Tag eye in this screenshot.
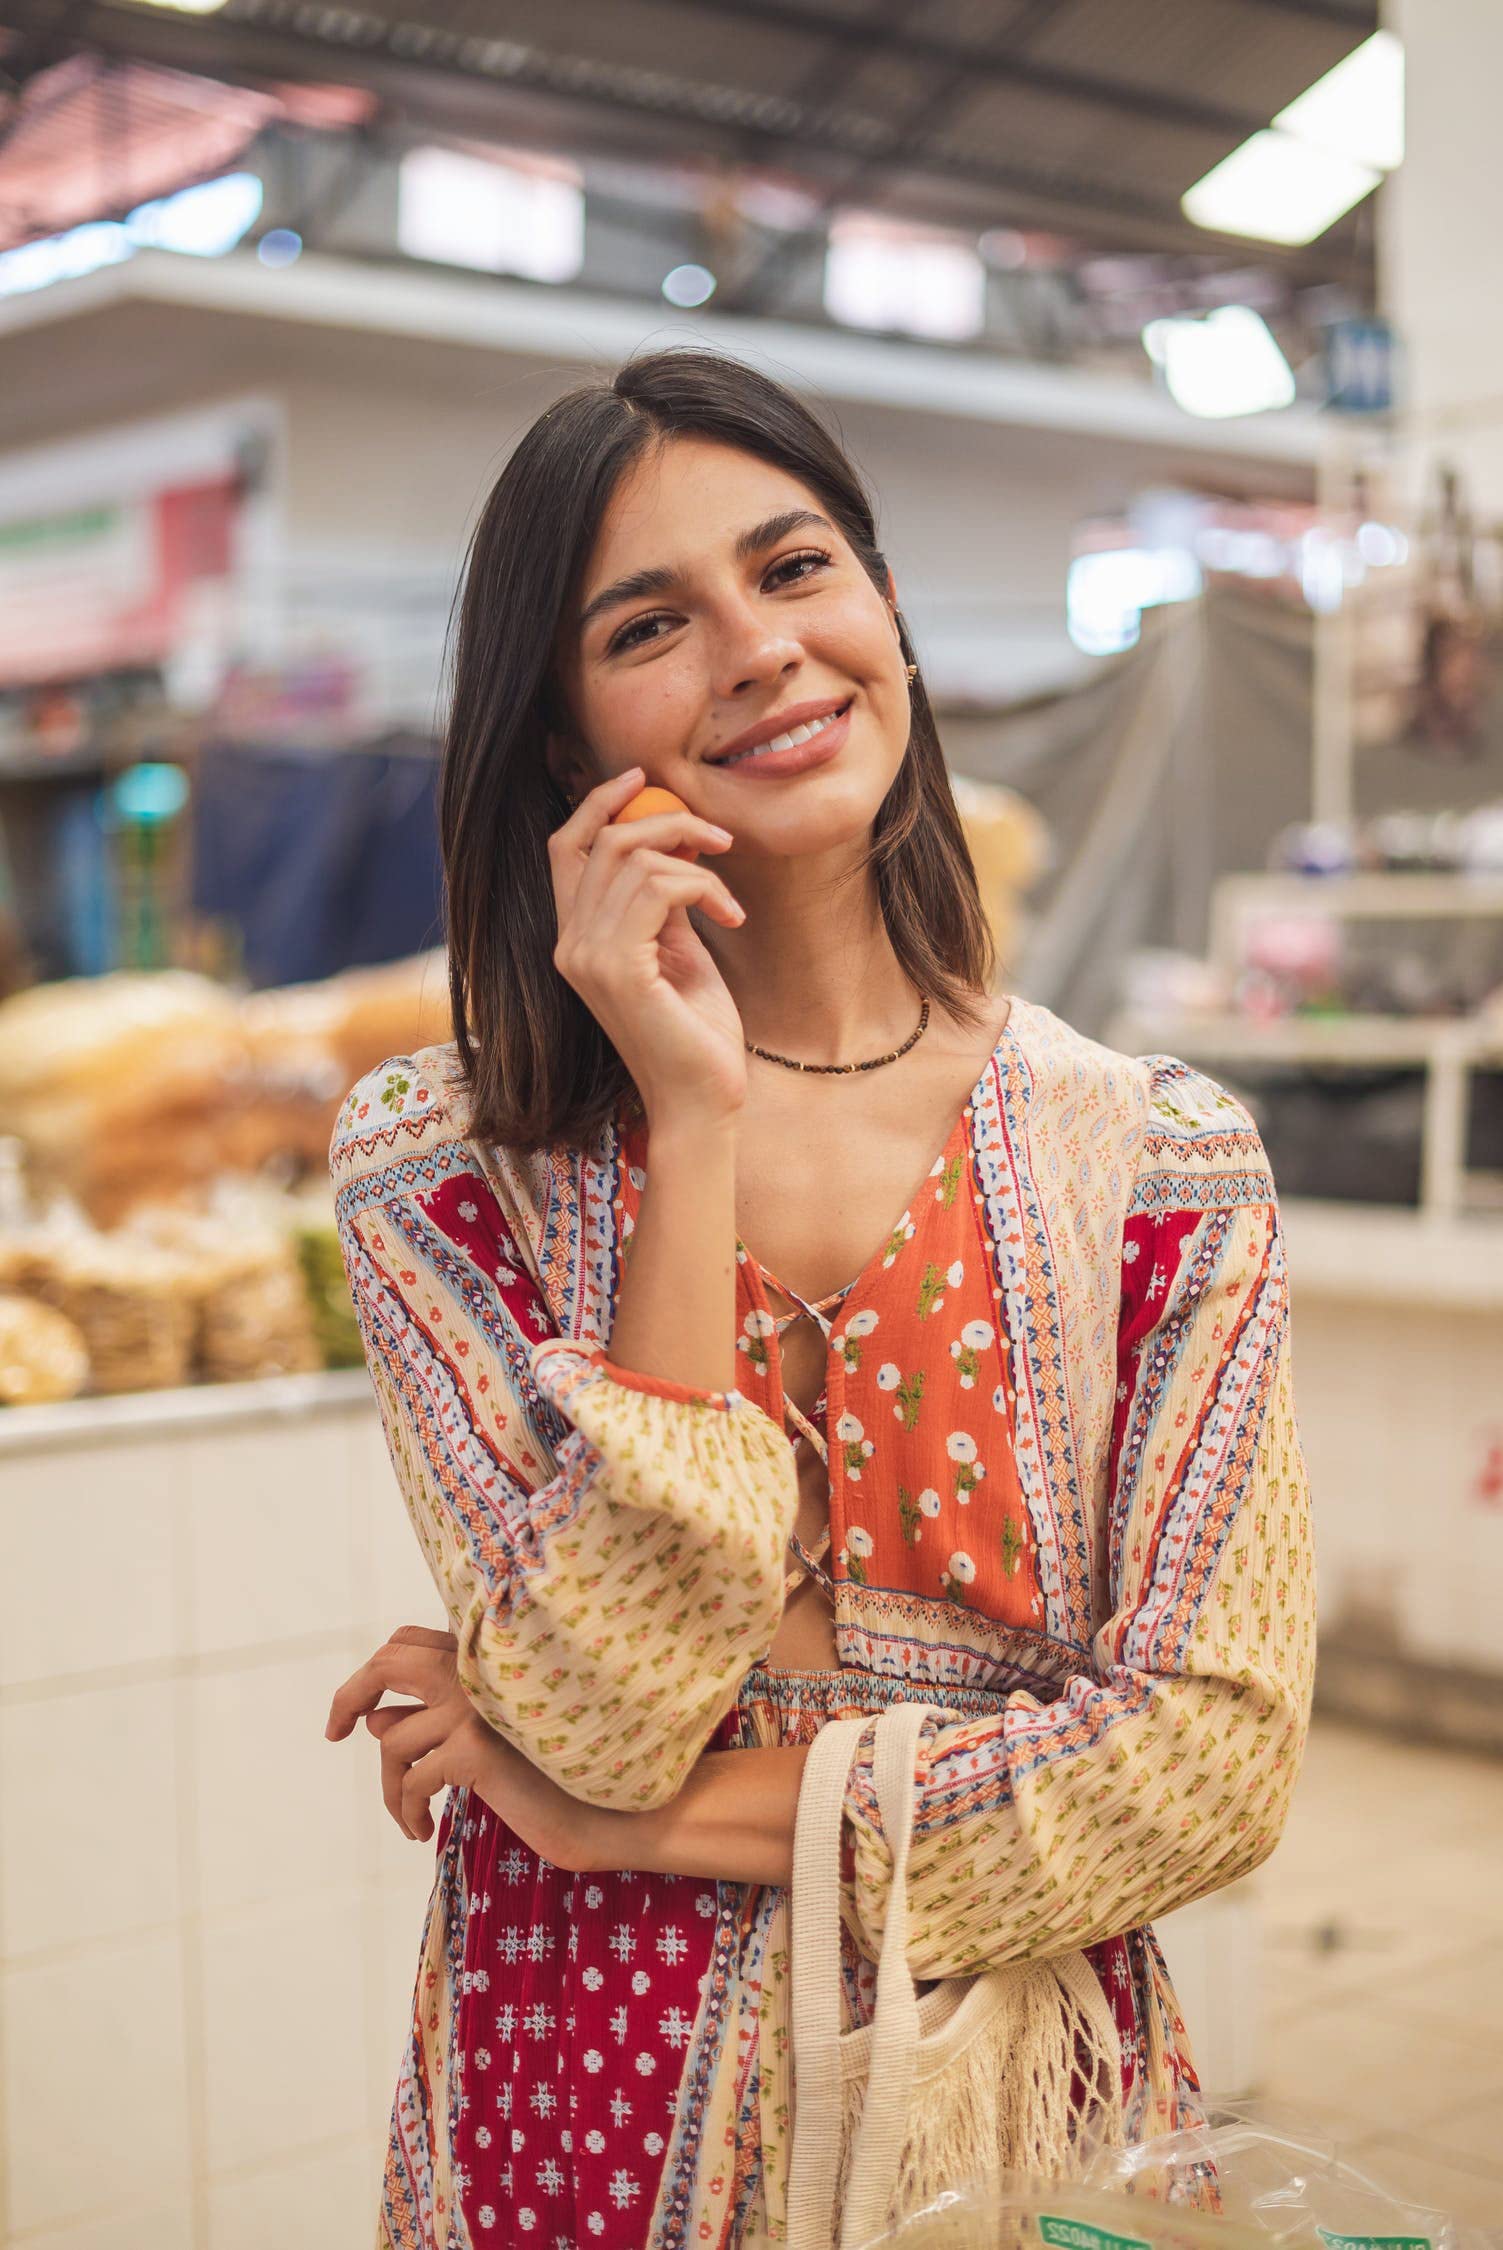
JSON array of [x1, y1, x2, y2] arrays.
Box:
[[606, 548, 834, 655]]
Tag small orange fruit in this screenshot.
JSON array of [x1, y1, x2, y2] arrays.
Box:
[[612, 784, 698, 860]]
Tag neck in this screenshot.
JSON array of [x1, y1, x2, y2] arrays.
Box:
[[697, 843, 920, 1065]]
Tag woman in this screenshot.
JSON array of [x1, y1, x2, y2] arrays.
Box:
[[326, 347, 1315, 2250]]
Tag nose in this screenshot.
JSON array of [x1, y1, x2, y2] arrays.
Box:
[[705, 584, 803, 702]]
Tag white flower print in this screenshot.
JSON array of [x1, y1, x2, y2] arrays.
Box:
[[586, 2130, 607, 2154], [738, 1307, 776, 1372], [993, 1382, 1007, 1415], [644, 2132, 665, 2156], [942, 1549, 977, 1606], [946, 1428, 985, 1501], [876, 1361, 901, 1391], [836, 1409, 875, 1483], [458, 1198, 479, 1222], [1122, 1239, 1141, 1264], [918, 1487, 942, 1518], [960, 1319, 993, 1349], [947, 1259, 965, 1288], [847, 1524, 873, 1557], [629, 1165, 646, 1190], [837, 1306, 879, 1371], [881, 1217, 917, 1268]]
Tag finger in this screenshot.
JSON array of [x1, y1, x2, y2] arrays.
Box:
[[591, 852, 745, 948], [380, 1709, 451, 1831], [386, 1625, 458, 1652], [365, 1701, 427, 1737], [548, 765, 646, 925], [562, 807, 734, 939], [325, 1641, 450, 1740], [402, 1743, 455, 1844]]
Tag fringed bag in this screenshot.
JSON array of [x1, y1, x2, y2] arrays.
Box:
[[787, 1702, 1125, 2250]]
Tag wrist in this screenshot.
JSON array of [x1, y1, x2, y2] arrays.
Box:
[[644, 1103, 742, 1152]]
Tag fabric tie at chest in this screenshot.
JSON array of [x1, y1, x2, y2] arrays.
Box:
[[753, 1253, 853, 1601]]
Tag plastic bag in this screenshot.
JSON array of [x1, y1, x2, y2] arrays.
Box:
[[853, 2109, 1495, 2250]]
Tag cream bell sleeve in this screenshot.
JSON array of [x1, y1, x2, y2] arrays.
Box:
[[329, 1054, 799, 1811], [839, 1059, 1316, 1975]]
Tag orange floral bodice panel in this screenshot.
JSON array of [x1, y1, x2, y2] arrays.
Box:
[[617, 1097, 1042, 1634]]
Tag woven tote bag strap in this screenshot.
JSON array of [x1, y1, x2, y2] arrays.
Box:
[[836, 1700, 948, 2250], [787, 1714, 871, 2250]]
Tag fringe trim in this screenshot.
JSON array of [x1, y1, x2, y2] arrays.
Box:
[[833, 1959, 1125, 2233]]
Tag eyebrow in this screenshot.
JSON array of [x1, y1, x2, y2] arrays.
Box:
[[577, 508, 837, 637]]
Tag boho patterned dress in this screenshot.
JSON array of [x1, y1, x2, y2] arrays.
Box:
[[329, 996, 1315, 2250]]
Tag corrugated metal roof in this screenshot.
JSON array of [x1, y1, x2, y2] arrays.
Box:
[[1, 0, 1381, 284]]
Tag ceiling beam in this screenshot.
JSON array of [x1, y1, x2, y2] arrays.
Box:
[[0, 0, 1373, 289], [1232, 0, 1377, 29], [669, 0, 1274, 143]]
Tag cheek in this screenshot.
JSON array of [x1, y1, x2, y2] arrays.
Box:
[[587, 671, 698, 764]]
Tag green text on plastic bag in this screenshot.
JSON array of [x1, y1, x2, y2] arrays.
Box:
[[1315, 2234, 1431, 2250], [1039, 2217, 1152, 2250]]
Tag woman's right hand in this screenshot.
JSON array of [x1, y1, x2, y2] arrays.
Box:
[[549, 765, 749, 1127]]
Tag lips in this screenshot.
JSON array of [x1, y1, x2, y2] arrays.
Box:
[[706, 695, 854, 766]]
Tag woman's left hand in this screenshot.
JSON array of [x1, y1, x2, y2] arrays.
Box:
[[326, 1625, 613, 1868]]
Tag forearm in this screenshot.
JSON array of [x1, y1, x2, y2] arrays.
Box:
[[595, 1744, 811, 1886], [606, 1112, 740, 1394]]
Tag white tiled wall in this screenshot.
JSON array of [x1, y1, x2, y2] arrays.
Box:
[[0, 1377, 437, 2250]]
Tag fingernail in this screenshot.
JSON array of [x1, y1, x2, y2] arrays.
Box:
[[709, 825, 733, 842]]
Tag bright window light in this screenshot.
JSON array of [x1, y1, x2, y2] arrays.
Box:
[[1143, 306, 1296, 418], [397, 146, 583, 283], [1274, 31, 1404, 173], [1182, 130, 1381, 246], [823, 216, 985, 342], [126, 172, 262, 257], [0, 221, 131, 299], [1067, 549, 1202, 657], [0, 171, 261, 299]]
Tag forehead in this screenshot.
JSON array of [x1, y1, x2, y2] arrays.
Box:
[[587, 436, 819, 573]]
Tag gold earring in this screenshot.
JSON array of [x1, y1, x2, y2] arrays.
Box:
[[905, 663, 918, 684]]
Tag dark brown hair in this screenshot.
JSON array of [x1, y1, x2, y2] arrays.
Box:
[[441, 346, 996, 1153]]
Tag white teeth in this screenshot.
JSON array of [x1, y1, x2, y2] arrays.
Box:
[[720, 706, 844, 765]]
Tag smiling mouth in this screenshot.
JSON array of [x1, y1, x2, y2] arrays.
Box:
[[711, 697, 854, 768]]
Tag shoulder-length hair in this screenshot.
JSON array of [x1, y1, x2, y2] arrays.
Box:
[[441, 345, 996, 1153]]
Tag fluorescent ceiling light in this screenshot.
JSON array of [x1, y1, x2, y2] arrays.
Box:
[[824, 216, 985, 341], [113, 0, 231, 12], [1274, 30, 1404, 173], [397, 147, 583, 283], [1142, 306, 1296, 419], [1182, 130, 1381, 245]]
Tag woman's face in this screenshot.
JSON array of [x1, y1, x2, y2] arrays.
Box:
[[549, 435, 911, 858]]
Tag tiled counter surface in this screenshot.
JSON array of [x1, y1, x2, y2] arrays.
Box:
[[0, 1372, 437, 2250]]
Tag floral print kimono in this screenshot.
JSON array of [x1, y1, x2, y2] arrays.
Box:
[[329, 995, 1315, 2250]]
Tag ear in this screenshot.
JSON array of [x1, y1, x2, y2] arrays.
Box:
[[544, 730, 588, 803]]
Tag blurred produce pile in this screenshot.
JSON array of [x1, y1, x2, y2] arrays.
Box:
[[0, 951, 448, 1403]]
